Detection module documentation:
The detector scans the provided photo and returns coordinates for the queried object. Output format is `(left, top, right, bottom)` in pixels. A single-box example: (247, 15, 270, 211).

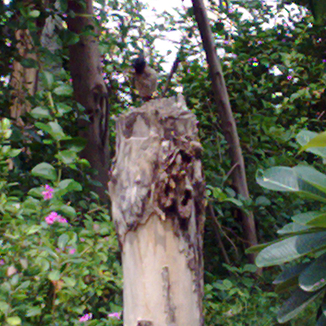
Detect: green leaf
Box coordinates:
(62, 276, 76, 287)
(278, 288, 323, 323)
(277, 222, 313, 235)
(30, 106, 52, 119)
(257, 166, 326, 203)
(6, 317, 21, 325)
(255, 196, 271, 206)
(58, 205, 76, 218)
(39, 259, 50, 272)
(20, 58, 38, 68)
(53, 84, 73, 97)
(55, 149, 77, 164)
(48, 122, 66, 140)
(58, 234, 69, 249)
(274, 262, 310, 284)
(256, 232, 326, 267)
(299, 253, 326, 292)
(0, 301, 10, 314)
(293, 211, 326, 225)
(8, 148, 21, 158)
(41, 71, 54, 90)
(27, 187, 43, 199)
(57, 179, 82, 192)
(307, 215, 326, 228)
(298, 131, 326, 153)
(28, 10, 40, 18)
(61, 137, 87, 152)
(26, 306, 42, 317)
(57, 103, 73, 116)
(60, 29, 80, 46)
(31, 163, 57, 181)
(50, 203, 76, 218)
(223, 198, 243, 207)
(26, 225, 42, 235)
(246, 240, 282, 254)
(35, 122, 52, 134)
(48, 270, 60, 281)
(275, 276, 299, 294)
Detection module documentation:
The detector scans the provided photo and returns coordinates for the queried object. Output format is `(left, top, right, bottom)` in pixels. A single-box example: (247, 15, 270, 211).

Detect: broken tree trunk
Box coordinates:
(109, 96, 205, 326)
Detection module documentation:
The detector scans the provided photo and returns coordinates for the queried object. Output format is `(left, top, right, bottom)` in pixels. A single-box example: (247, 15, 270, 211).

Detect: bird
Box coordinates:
(132, 53, 158, 101)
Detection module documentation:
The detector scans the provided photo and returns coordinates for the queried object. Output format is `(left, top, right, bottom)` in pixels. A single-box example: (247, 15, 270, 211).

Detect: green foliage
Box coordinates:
(204, 264, 318, 326)
(255, 132, 326, 324)
(2, 0, 326, 324)
(0, 111, 122, 325)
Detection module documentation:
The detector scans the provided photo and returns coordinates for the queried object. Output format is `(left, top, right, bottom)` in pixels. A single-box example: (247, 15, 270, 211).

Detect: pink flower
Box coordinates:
(42, 185, 54, 200)
(80, 238, 85, 242)
(58, 217, 68, 224)
(79, 313, 92, 322)
(108, 312, 121, 320)
(45, 212, 59, 224)
(68, 248, 76, 255)
(0, 259, 4, 265)
(45, 212, 68, 224)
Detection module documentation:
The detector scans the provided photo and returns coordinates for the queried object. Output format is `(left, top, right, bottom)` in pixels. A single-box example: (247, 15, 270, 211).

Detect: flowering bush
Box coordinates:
(0, 116, 122, 325)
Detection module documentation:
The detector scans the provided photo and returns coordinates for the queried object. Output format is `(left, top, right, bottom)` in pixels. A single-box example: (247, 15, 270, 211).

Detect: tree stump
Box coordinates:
(109, 95, 205, 326)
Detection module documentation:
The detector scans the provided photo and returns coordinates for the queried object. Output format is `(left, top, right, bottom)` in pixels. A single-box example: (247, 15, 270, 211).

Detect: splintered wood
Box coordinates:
(109, 96, 205, 326)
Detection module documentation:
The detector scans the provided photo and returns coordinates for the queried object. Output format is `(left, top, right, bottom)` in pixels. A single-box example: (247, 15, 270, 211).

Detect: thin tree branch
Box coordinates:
(161, 54, 181, 98)
(208, 203, 231, 264)
(191, 0, 258, 264)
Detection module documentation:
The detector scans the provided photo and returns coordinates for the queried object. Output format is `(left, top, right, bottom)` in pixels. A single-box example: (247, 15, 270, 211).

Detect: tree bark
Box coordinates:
(109, 96, 205, 326)
(10, 29, 38, 124)
(67, 0, 110, 200)
(192, 0, 258, 262)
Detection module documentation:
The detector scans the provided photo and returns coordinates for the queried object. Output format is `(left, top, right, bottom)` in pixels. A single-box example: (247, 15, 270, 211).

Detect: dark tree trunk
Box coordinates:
(67, 0, 110, 199)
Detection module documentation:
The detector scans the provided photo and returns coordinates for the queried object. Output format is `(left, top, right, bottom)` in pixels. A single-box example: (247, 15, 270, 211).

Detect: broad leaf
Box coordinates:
(293, 211, 326, 225)
(307, 215, 326, 228)
(298, 131, 326, 154)
(275, 276, 299, 294)
(6, 317, 22, 325)
(57, 103, 73, 116)
(48, 122, 66, 140)
(257, 166, 326, 203)
(61, 137, 87, 152)
(299, 253, 326, 292)
(277, 222, 313, 235)
(40, 71, 54, 90)
(316, 301, 326, 326)
(31, 163, 57, 181)
(53, 84, 73, 96)
(30, 107, 52, 119)
(274, 262, 310, 284)
(58, 234, 69, 249)
(48, 270, 60, 281)
(278, 288, 324, 323)
(57, 179, 82, 192)
(55, 150, 77, 164)
(256, 232, 326, 267)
